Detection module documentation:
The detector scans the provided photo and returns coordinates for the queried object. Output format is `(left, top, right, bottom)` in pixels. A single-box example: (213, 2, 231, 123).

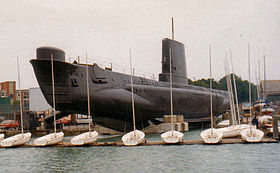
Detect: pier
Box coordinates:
(0, 137, 277, 148)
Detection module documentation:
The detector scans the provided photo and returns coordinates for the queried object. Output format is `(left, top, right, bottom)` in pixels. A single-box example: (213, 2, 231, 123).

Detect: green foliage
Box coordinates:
(188, 73, 257, 103)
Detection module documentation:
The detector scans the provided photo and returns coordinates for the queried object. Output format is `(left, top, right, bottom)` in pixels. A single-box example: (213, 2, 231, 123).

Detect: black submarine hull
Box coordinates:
(30, 41, 230, 132)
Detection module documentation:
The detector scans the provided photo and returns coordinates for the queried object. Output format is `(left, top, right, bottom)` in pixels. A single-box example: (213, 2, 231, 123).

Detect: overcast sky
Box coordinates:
(0, 0, 279, 89)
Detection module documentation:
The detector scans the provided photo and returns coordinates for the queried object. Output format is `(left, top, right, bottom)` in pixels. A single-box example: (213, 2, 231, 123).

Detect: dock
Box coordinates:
(0, 138, 277, 148)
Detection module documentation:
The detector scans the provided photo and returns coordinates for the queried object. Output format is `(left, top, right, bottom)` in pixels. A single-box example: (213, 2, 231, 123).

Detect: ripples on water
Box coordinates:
(0, 130, 280, 173)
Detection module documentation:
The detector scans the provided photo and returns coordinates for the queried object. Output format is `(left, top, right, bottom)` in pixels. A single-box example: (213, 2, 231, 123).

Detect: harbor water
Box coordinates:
(0, 129, 280, 173)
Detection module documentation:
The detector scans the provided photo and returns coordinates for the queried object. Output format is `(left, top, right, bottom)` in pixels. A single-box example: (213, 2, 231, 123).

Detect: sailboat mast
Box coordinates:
(255, 70, 260, 100)
(169, 48, 174, 131)
(263, 55, 266, 101)
(51, 54, 56, 134)
(86, 53, 91, 133)
(17, 57, 24, 135)
(258, 60, 261, 100)
(209, 45, 213, 129)
(230, 50, 241, 125)
(172, 17, 174, 40)
(224, 57, 234, 125)
(226, 57, 236, 124)
(130, 49, 136, 131)
(248, 44, 252, 120)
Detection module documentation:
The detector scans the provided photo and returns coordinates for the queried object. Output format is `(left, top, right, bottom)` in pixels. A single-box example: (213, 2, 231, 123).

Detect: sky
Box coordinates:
(0, 0, 279, 89)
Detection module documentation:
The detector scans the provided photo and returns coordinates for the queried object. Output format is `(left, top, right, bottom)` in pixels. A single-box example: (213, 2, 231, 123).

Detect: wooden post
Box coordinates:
(272, 115, 279, 140)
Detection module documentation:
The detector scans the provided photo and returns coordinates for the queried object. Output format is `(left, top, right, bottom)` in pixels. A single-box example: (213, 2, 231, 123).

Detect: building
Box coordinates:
(260, 80, 280, 104)
(29, 87, 51, 111)
(0, 81, 18, 120)
(0, 81, 16, 103)
(16, 89, 29, 111)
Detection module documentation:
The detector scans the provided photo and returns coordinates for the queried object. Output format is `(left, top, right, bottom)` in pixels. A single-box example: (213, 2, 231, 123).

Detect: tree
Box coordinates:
(189, 73, 257, 103)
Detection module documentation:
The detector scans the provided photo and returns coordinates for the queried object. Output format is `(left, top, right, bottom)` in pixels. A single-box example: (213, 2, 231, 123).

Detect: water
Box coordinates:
(1, 130, 280, 173)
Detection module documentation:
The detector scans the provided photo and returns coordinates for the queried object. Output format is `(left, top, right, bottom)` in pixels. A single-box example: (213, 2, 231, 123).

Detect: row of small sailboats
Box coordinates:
(200, 45, 264, 144)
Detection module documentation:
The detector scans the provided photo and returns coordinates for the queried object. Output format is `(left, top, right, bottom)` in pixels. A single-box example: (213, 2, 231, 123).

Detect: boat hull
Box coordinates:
(218, 124, 251, 138)
(200, 128, 223, 144)
(241, 128, 264, 142)
(122, 130, 145, 146)
(0, 132, 31, 147)
(216, 120, 230, 128)
(34, 132, 64, 146)
(161, 130, 184, 144)
(71, 131, 99, 145)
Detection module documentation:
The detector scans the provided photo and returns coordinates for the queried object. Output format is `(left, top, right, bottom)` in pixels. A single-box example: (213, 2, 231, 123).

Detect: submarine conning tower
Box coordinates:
(37, 46, 65, 61)
(159, 38, 187, 84)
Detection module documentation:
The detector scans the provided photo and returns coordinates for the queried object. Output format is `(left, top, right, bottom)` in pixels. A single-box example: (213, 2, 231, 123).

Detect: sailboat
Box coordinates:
(34, 54, 64, 146)
(161, 48, 184, 144)
(0, 57, 32, 147)
(121, 50, 145, 146)
(260, 55, 275, 116)
(200, 46, 223, 144)
(71, 53, 99, 146)
(241, 44, 264, 142)
(217, 51, 250, 138)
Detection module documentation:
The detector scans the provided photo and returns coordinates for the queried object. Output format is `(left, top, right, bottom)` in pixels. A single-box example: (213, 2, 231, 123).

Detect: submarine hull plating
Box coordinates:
(30, 44, 230, 132)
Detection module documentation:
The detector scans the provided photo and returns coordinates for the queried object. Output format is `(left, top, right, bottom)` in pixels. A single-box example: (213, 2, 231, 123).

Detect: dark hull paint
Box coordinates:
(30, 59, 229, 131)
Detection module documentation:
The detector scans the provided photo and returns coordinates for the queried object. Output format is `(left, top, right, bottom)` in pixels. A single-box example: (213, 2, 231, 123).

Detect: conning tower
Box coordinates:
(37, 46, 65, 61)
(159, 38, 187, 84)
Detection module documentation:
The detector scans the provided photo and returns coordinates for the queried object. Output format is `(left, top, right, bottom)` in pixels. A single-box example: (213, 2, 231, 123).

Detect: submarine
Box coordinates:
(30, 38, 230, 131)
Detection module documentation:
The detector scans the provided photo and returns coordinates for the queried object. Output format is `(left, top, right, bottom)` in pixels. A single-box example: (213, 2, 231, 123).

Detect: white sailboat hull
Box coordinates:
(0, 134, 4, 142)
(71, 131, 99, 145)
(0, 132, 31, 147)
(161, 130, 184, 144)
(122, 130, 145, 146)
(218, 124, 251, 138)
(34, 132, 64, 146)
(216, 120, 230, 128)
(241, 128, 264, 142)
(259, 115, 272, 123)
(200, 128, 223, 144)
